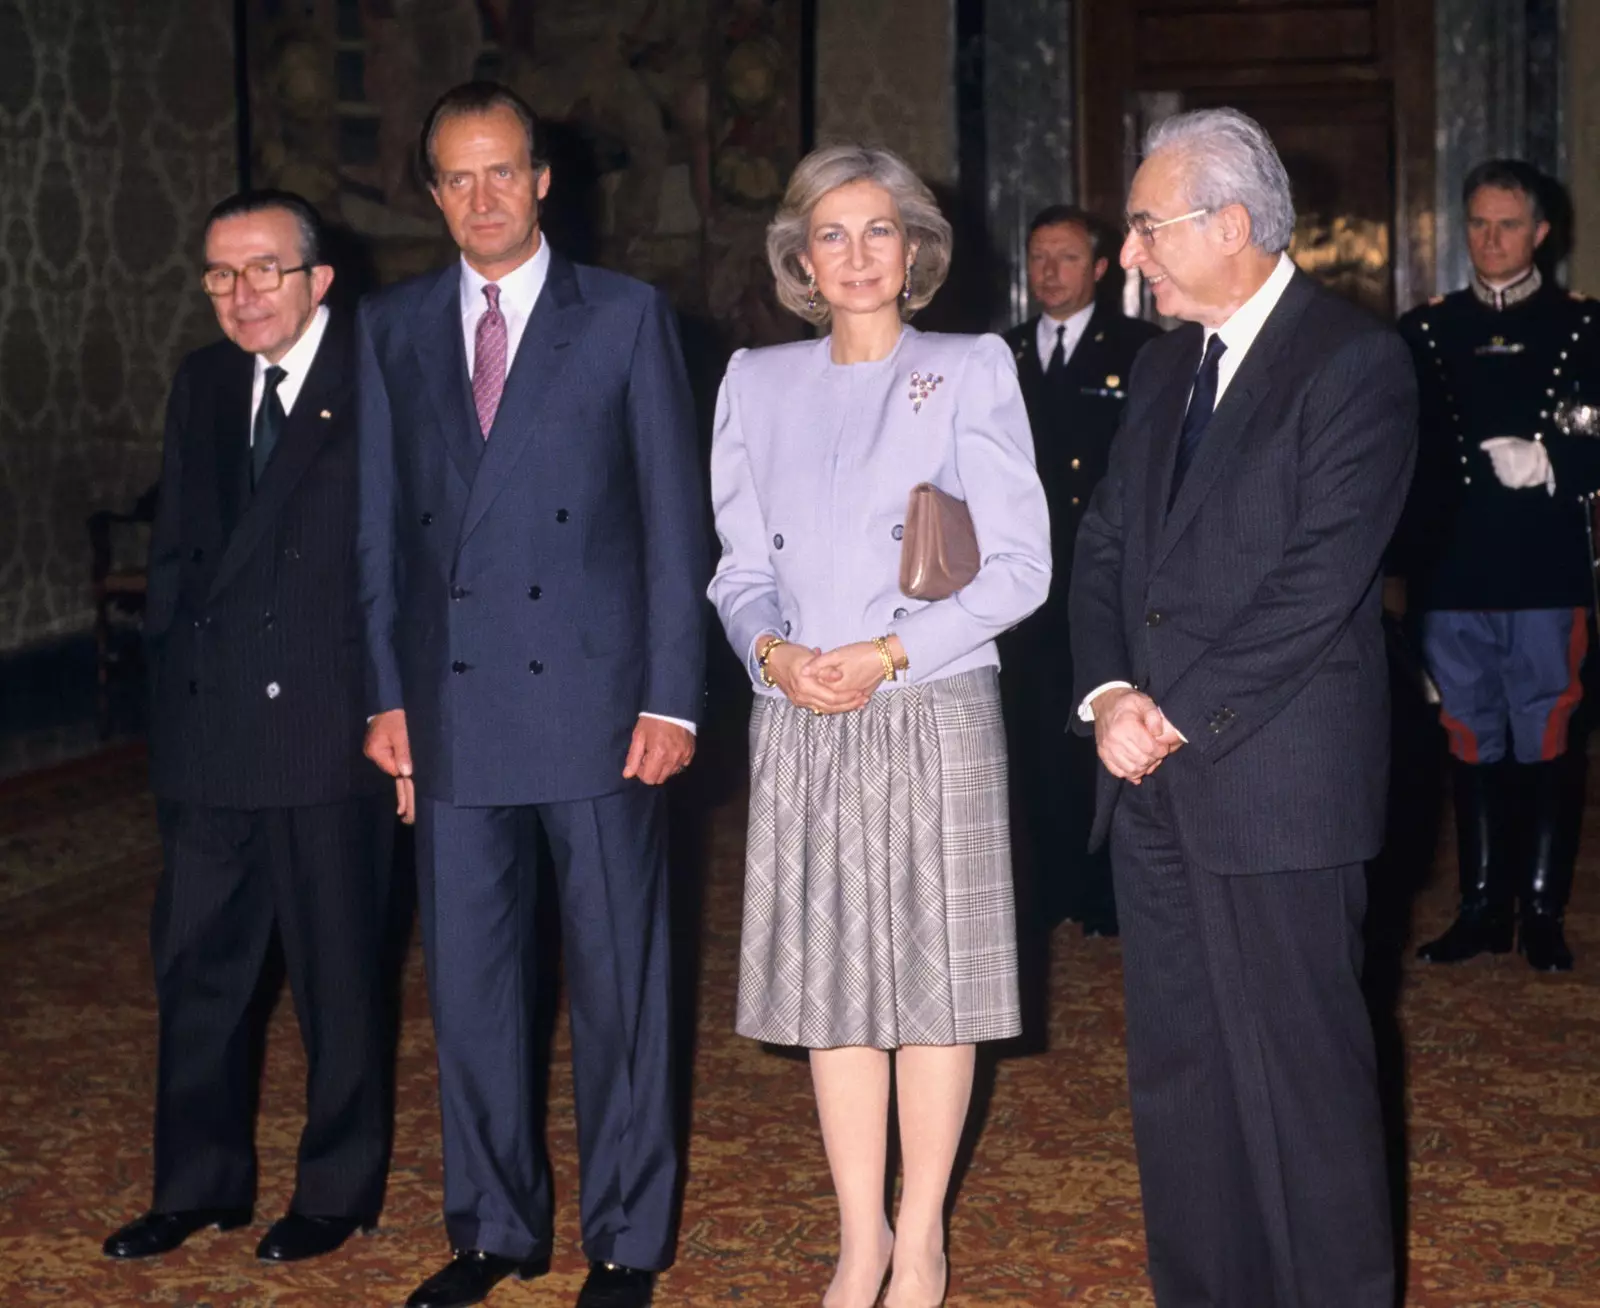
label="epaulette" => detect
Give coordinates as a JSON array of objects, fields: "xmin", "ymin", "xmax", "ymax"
[
  {"xmin": 1428, "ymin": 294, "xmax": 1445, "ymax": 306},
  {"xmin": 1572, "ymin": 290, "xmax": 1590, "ymax": 301}
]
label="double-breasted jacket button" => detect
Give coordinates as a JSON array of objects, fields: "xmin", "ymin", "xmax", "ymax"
[
  {"xmin": 893, "ymin": 607, "xmax": 908, "ymax": 619},
  {"xmin": 283, "ymin": 547, "xmax": 300, "ymax": 561},
  {"xmin": 1145, "ymin": 610, "xmax": 1163, "ymax": 627},
  {"xmin": 528, "ymin": 585, "xmax": 542, "ymax": 600},
  {"xmin": 450, "ymin": 586, "xmax": 470, "ymax": 600},
  {"xmin": 451, "ymin": 660, "xmax": 468, "ymax": 674},
  {"xmin": 266, "ymin": 681, "xmax": 281, "ymax": 699},
  {"xmin": 555, "ymin": 508, "xmax": 570, "ymax": 523},
  {"xmin": 773, "ymin": 533, "xmax": 785, "ymax": 549},
  {"xmin": 891, "ymin": 524, "xmax": 904, "ymax": 541},
  {"xmin": 263, "ymin": 612, "xmax": 275, "ymax": 628},
  {"xmin": 528, "ymin": 659, "xmax": 544, "ymax": 674},
  {"xmin": 420, "ymin": 512, "xmax": 434, "ymax": 526}
]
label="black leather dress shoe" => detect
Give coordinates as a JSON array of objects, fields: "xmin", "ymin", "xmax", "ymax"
[
  {"xmin": 405, "ymin": 1249, "xmax": 549, "ymax": 1308},
  {"xmin": 577, "ymin": 1261, "xmax": 656, "ymax": 1307},
  {"xmin": 102, "ymin": 1207, "xmax": 252, "ymax": 1259},
  {"xmin": 256, "ymin": 1212, "xmax": 373, "ymax": 1262}
]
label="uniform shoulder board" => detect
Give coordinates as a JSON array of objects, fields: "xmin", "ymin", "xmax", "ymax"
[
  {"xmin": 1428, "ymin": 294, "xmax": 1446, "ymax": 306},
  {"xmin": 1571, "ymin": 290, "xmax": 1590, "ymax": 301}
]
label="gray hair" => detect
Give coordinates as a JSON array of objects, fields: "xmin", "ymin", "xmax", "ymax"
[
  {"xmin": 1143, "ymin": 108, "xmax": 1295, "ymax": 253},
  {"xmin": 766, "ymin": 143, "xmax": 953, "ymax": 325}
]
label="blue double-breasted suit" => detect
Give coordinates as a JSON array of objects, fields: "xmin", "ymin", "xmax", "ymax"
[{"xmin": 356, "ymin": 243, "xmax": 707, "ymax": 1269}]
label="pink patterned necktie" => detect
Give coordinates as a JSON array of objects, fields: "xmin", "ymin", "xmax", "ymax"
[{"xmin": 473, "ymin": 283, "xmax": 508, "ymax": 438}]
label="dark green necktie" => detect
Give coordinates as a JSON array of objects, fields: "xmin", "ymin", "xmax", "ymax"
[{"xmin": 252, "ymin": 365, "xmax": 286, "ymax": 489}]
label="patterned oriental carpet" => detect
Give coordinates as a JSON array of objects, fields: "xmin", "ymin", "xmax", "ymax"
[{"xmin": 0, "ymin": 742, "xmax": 1598, "ymax": 1306}]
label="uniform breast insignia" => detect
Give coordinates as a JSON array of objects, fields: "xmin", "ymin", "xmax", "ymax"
[
  {"xmin": 1475, "ymin": 335, "xmax": 1526, "ymax": 356},
  {"xmin": 1106, "ymin": 375, "xmax": 1120, "ymax": 388},
  {"xmin": 319, "ymin": 409, "xmax": 332, "ymax": 419},
  {"xmin": 908, "ymin": 370, "xmax": 944, "ymax": 412},
  {"xmin": 1428, "ymin": 294, "xmax": 1446, "ymax": 306},
  {"xmin": 1094, "ymin": 331, "xmax": 1105, "ymax": 342},
  {"xmin": 1080, "ymin": 373, "xmax": 1126, "ymax": 399}
]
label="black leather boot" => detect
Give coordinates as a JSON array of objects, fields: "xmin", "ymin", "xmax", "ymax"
[
  {"xmin": 1518, "ymin": 755, "xmax": 1581, "ymax": 972},
  {"xmin": 1417, "ymin": 760, "xmax": 1515, "ymax": 962}
]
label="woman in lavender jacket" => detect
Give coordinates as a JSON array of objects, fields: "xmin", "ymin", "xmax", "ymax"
[{"xmin": 707, "ymin": 144, "xmax": 1051, "ymax": 1307}]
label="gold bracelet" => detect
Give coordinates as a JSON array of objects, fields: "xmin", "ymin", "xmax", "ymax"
[
  {"xmin": 757, "ymin": 636, "xmax": 787, "ymax": 687},
  {"xmin": 872, "ymin": 635, "xmax": 896, "ymax": 682}
]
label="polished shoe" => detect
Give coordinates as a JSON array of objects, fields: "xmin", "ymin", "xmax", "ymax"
[
  {"xmin": 256, "ymin": 1212, "xmax": 373, "ymax": 1262},
  {"xmin": 102, "ymin": 1207, "xmax": 252, "ymax": 1259},
  {"xmin": 405, "ymin": 1249, "xmax": 549, "ymax": 1308},
  {"xmin": 577, "ymin": 1260, "xmax": 656, "ymax": 1307},
  {"xmin": 1520, "ymin": 910, "xmax": 1574, "ymax": 972}
]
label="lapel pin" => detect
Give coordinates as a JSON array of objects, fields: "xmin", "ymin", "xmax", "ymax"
[
  {"xmin": 1094, "ymin": 331, "xmax": 1105, "ymax": 342},
  {"xmin": 319, "ymin": 409, "xmax": 332, "ymax": 419},
  {"xmin": 1106, "ymin": 375, "xmax": 1120, "ymax": 388}
]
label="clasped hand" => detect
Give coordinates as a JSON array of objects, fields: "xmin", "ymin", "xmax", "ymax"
[
  {"xmin": 765, "ymin": 640, "xmax": 889, "ymax": 714},
  {"xmin": 1092, "ymin": 687, "xmax": 1184, "ymax": 784}
]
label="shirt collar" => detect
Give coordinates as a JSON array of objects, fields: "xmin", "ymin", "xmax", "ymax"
[
  {"xmin": 1471, "ymin": 264, "xmax": 1541, "ymax": 311},
  {"xmin": 1213, "ymin": 252, "xmax": 1296, "ymax": 356},
  {"xmin": 1037, "ymin": 300, "xmax": 1096, "ymax": 349},
  {"xmin": 254, "ymin": 303, "xmax": 329, "ymax": 384},
  {"xmin": 459, "ymin": 236, "xmax": 551, "ymax": 317}
]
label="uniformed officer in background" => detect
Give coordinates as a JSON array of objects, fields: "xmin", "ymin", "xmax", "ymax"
[
  {"xmin": 1396, "ymin": 159, "xmax": 1600, "ymax": 972},
  {"xmin": 1000, "ymin": 205, "xmax": 1162, "ymax": 936}
]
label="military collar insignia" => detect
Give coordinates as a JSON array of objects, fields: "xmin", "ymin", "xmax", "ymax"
[{"xmin": 1471, "ymin": 266, "xmax": 1542, "ymax": 311}]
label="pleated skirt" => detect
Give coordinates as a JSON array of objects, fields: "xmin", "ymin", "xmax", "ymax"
[{"xmin": 736, "ymin": 666, "xmax": 1021, "ymax": 1050}]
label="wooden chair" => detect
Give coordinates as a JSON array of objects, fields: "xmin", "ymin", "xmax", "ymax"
[{"xmin": 87, "ymin": 485, "xmax": 156, "ymax": 739}]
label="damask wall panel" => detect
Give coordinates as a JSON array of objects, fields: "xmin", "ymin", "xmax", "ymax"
[{"xmin": 0, "ymin": 0, "xmax": 235, "ymax": 653}]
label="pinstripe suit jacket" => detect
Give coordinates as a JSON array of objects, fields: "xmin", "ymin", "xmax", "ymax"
[
  {"xmin": 1069, "ymin": 272, "xmax": 1418, "ymax": 872},
  {"xmin": 145, "ymin": 313, "xmax": 381, "ymax": 808}
]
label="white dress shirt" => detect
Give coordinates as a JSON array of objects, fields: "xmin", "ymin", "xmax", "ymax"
[
  {"xmin": 1078, "ymin": 252, "xmax": 1298, "ymax": 727},
  {"xmin": 454, "ymin": 239, "xmax": 695, "ymax": 736},
  {"xmin": 458, "ymin": 237, "xmax": 551, "ymax": 377},
  {"xmin": 251, "ymin": 304, "xmax": 330, "ymax": 432},
  {"xmin": 1035, "ymin": 300, "xmax": 1096, "ymax": 373}
]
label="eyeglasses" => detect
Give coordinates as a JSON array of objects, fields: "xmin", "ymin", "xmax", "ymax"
[
  {"xmin": 1124, "ymin": 208, "xmax": 1210, "ymax": 244},
  {"xmin": 202, "ymin": 259, "xmax": 311, "ymax": 297}
]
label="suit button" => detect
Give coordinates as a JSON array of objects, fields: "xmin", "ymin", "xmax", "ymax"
[
  {"xmin": 263, "ymin": 613, "xmax": 275, "ymax": 628},
  {"xmin": 1071, "ymin": 496, "xmax": 1081, "ymax": 506},
  {"xmin": 894, "ymin": 607, "xmax": 908, "ymax": 619},
  {"xmin": 892, "ymin": 524, "xmax": 904, "ymax": 541},
  {"xmin": 420, "ymin": 512, "xmax": 434, "ymax": 526},
  {"xmin": 1071, "ymin": 458, "xmax": 1081, "ymax": 470},
  {"xmin": 283, "ymin": 547, "xmax": 300, "ymax": 561},
  {"xmin": 188, "ymin": 679, "xmax": 198, "ymax": 696},
  {"xmin": 451, "ymin": 661, "xmax": 468, "ymax": 674},
  {"xmin": 773, "ymin": 533, "xmax": 784, "ymax": 549},
  {"xmin": 266, "ymin": 681, "xmax": 281, "ymax": 699},
  {"xmin": 528, "ymin": 585, "xmax": 542, "ymax": 600},
  {"xmin": 1145, "ymin": 610, "xmax": 1162, "ymax": 627},
  {"xmin": 528, "ymin": 660, "xmax": 544, "ymax": 674},
  {"xmin": 555, "ymin": 508, "xmax": 570, "ymax": 523},
  {"xmin": 450, "ymin": 586, "xmax": 469, "ymax": 600}
]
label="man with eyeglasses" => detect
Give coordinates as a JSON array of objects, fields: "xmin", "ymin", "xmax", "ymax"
[
  {"xmin": 1069, "ymin": 108, "xmax": 1415, "ymax": 1306},
  {"xmin": 104, "ymin": 191, "xmax": 396, "ymax": 1268},
  {"xmin": 998, "ymin": 206, "xmax": 1161, "ymax": 941}
]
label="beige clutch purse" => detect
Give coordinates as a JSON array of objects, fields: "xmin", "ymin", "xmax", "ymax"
[{"xmin": 899, "ymin": 482, "xmax": 980, "ymax": 600}]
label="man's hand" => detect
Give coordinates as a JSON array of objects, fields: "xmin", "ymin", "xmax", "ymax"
[
  {"xmin": 624, "ymin": 716, "xmax": 696, "ymax": 785},
  {"xmin": 364, "ymin": 708, "xmax": 415, "ymax": 825},
  {"xmin": 1092, "ymin": 687, "xmax": 1180, "ymax": 783}
]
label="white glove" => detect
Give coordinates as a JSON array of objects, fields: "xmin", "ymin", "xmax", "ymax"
[{"xmin": 1480, "ymin": 437, "xmax": 1555, "ymax": 494}]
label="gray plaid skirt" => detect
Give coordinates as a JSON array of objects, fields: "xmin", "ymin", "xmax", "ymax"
[{"xmin": 736, "ymin": 666, "xmax": 1021, "ymax": 1050}]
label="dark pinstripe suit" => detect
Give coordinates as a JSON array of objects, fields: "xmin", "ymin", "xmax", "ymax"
[
  {"xmin": 1069, "ymin": 272, "xmax": 1418, "ymax": 1307},
  {"xmin": 143, "ymin": 313, "xmax": 395, "ymax": 1220}
]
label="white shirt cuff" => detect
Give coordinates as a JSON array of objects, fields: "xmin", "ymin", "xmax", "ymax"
[
  {"xmin": 1077, "ymin": 681, "xmax": 1134, "ymax": 722},
  {"xmin": 641, "ymin": 712, "xmax": 697, "ymax": 736}
]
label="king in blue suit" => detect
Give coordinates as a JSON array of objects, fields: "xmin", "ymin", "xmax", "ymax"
[{"xmin": 356, "ymin": 83, "xmax": 708, "ymax": 1308}]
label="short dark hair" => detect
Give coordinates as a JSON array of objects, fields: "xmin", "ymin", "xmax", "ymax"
[
  {"xmin": 1463, "ymin": 159, "xmax": 1547, "ymax": 225},
  {"xmin": 419, "ymin": 80, "xmax": 545, "ymax": 187},
  {"xmin": 204, "ymin": 189, "xmax": 325, "ymax": 265},
  {"xmin": 1027, "ymin": 204, "xmax": 1108, "ymax": 259}
]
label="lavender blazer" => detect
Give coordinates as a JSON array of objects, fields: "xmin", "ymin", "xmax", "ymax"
[{"xmin": 708, "ymin": 327, "xmax": 1051, "ymax": 692}]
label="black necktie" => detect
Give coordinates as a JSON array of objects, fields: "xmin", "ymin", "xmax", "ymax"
[
  {"xmin": 252, "ymin": 365, "xmax": 286, "ymax": 489},
  {"xmin": 1046, "ymin": 323, "xmax": 1066, "ymax": 376},
  {"xmin": 1169, "ymin": 334, "xmax": 1227, "ymax": 506}
]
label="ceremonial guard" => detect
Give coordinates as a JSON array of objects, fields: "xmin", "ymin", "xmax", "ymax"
[
  {"xmin": 1397, "ymin": 159, "xmax": 1600, "ymax": 972},
  {"xmin": 1000, "ymin": 205, "xmax": 1161, "ymax": 935}
]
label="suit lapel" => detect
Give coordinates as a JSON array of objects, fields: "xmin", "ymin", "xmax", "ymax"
[
  {"xmin": 411, "ymin": 263, "xmax": 484, "ymax": 489},
  {"xmin": 458, "ymin": 252, "xmax": 593, "ymax": 546},
  {"xmin": 209, "ymin": 316, "xmax": 351, "ymax": 599},
  {"xmin": 1013, "ymin": 316, "xmax": 1044, "ymax": 392},
  {"xmin": 1143, "ymin": 323, "xmax": 1203, "ymax": 561},
  {"xmin": 1152, "ymin": 272, "xmax": 1317, "ymax": 573},
  {"xmin": 210, "ymin": 347, "xmax": 254, "ymax": 546}
]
